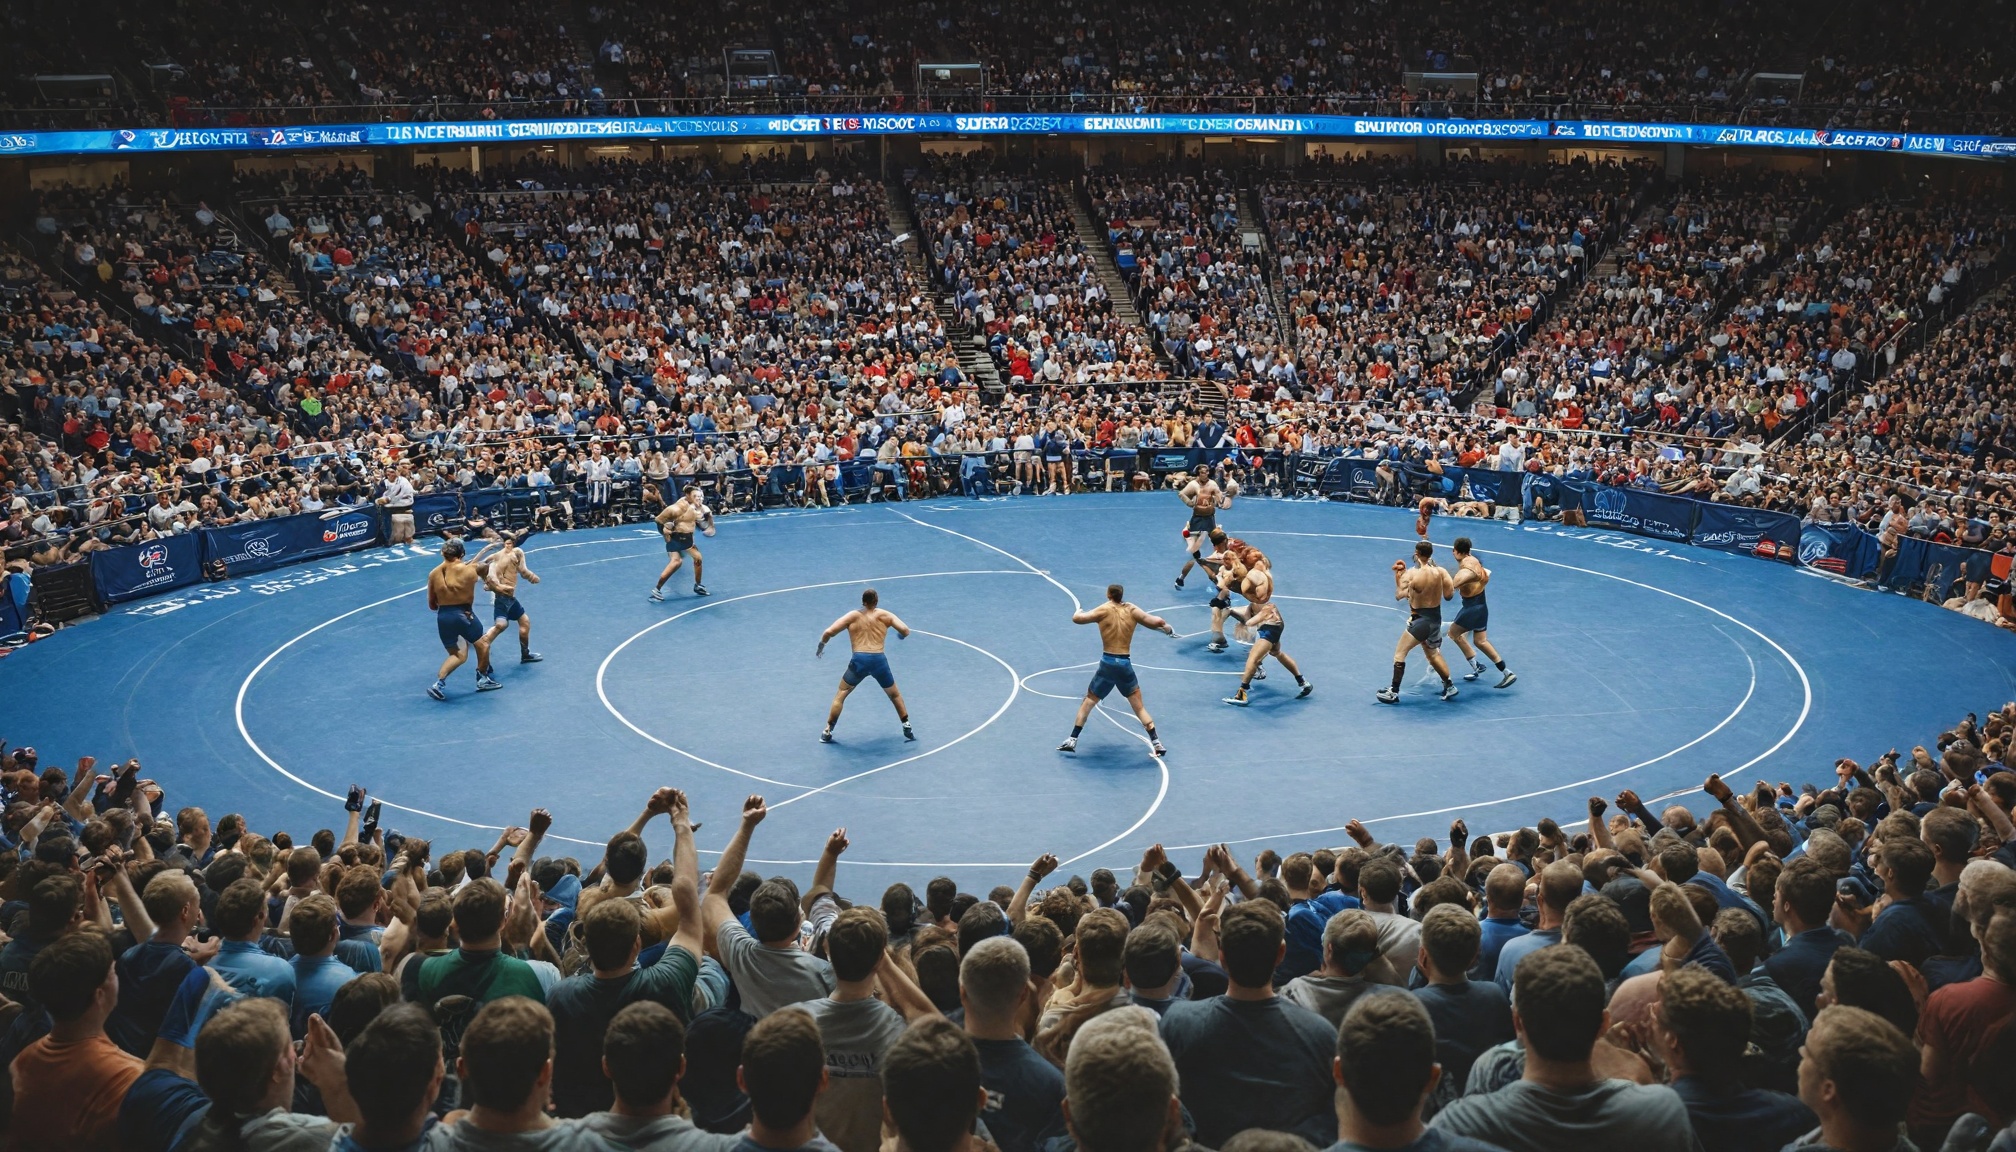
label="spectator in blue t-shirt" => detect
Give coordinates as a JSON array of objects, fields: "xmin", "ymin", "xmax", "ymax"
[
  {"xmin": 285, "ymin": 895, "xmax": 356, "ymax": 1037},
  {"xmin": 1411, "ymin": 905, "xmax": 1516, "ymax": 1120},
  {"xmin": 1494, "ymin": 862, "xmax": 1584, "ymax": 994},
  {"xmin": 109, "ymin": 871, "xmax": 201, "ymax": 1057},
  {"xmin": 1473, "ymin": 864, "xmax": 1531, "ymax": 982},
  {"xmin": 1764, "ymin": 859, "xmax": 1850, "ymax": 1022},
  {"xmin": 1839, "ymin": 834, "xmax": 1946, "ymax": 967},
  {"xmin": 961, "ymin": 936, "xmax": 1066, "ymax": 1152},
  {"xmin": 1654, "ymin": 967, "xmax": 1815, "ymax": 1152},
  {"xmin": 1160, "ymin": 901, "xmax": 1336, "ymax": 1147},
  {"xmin": 206, "ymin": 879, "xmax": 297, "ymax": 1008},
  {"xmin": 1283, "ymin": 851, "xmax": 1358, "ymax": 981},
  {"xmin": 1331, "ymin": 993, "xmax": 1508, "ymax": 1152}
]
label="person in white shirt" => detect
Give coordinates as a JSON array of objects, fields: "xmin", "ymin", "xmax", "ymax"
[{"xmin": 378, "ymin": 465, "xmax": 418, "ymax": 544}]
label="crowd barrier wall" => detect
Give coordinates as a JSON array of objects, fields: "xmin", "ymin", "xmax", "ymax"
[{"xmin": 37, "ymin": 460, "xmax": 2002, "ymax": 621}]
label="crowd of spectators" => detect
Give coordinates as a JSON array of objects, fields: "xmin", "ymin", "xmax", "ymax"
[
  {"xmin": 7, "ymin": 0, "xmax": 2012, "ymax": 130},
  {"xmin": 1258, "ymin": 156, "xmax": 1645, "ymax": 411},
  {"xmin": 3, "ymin": 704, "xmax": 2016, "ymax": 1152},
  {"xmin": 910, "ymin": 158, "xmax": 1161, "ymax": 388},
  {"xmin": 4, "ymin": 157, "xmax": 2015, "ymax": 632},
  {"xmin": 1089, "ymin": 169, "xmax": 1292, "ymax": 386}
]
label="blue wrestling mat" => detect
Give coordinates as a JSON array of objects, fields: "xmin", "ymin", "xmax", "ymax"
[{"xmin": 5, "ymin": 494, "xmax": 2008, "ymax": 876}]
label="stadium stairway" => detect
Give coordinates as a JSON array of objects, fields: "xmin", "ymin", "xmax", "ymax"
[
  {"xmin": 884, "ymin": 175, "xmax": 1004, "ymax": 403},
  {"xmin": 1067, "ymin": 187, "xmax": 1144, "ymax": 332},
  {"xmin": 1238, "ymin": 185, "xmax": 1295, "ymax": 351},
  {"xmin": 1070, "ymin": 177, "xmax": 1190, "ymax": 385}
]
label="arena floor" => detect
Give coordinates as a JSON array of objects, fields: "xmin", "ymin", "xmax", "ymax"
[{"xmin": 7, "ymin": 494, "xmax": 2011, "ymax": 878}]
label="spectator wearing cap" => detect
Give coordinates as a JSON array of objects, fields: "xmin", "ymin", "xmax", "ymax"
[
  {"xmin": 1160, "ymin": 901, "xmax": 1335, "ymax": 1147},
  {"xmin": 1282, "ymin": 909, "xmax": 1403, "ymax": 1030},
  {"xmin": 1431, "ymin": 946, "xmax": 1698, "ymax": 1152}
]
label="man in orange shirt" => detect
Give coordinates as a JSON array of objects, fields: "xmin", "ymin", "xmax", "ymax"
[{"xmin": 11, "ymin": 928, "xmax": 144, "ymax": 1149}]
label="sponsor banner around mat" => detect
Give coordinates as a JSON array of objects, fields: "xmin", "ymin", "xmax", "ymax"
[
  {"xmin": 1569, "ymin": 483, "xmax": 1699, "ymax": 543},
  {"xmin": 90, "ymin": 533, "xmax": 204, "ymax": 604},
  {"xmin": 1690, "ymin": 503, "xmax": 1802, "ymax": 562},
  {"xmin": 1800, "ymin": 522, "xmax": 1882, "ymax": 577},
  {"xmin": 3, "ymin": 116, "xmax": 2009, "ymax": 158},
  {"xmin": 200, "ymin": 508, "xmax": 384, "ymax": 577},
  {"xmin": 413, "ymin": 492, "xmax": 466, "ymax": 536}
]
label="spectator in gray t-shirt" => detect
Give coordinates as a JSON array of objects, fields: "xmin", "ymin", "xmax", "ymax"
[
  {"xmin": 1282, "ymin": 909, "xmax": 1406, "ymax": 1031},
  {"xmin": 578, "ymin": 1001, "xmax": 738, "ymax": 1152},
  {"xmin": 1431, "ymin": 946, "xmax": 1700, "ymax": 1152},
  {"xmin": 785, "ymin": 906, "xmax": 941, "ymax": 1152},
  {"xmin": 702, "ymin": 800, "xmax": 836, "ymax": 1019}
]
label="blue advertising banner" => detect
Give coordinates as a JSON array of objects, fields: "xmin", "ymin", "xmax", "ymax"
[
  {"xmin": 90, "ymin": 534, "xmax": 204, "ymax": 604},
  {"xmin": 463, "ymin": 489, "xmax": 509, "ymax": 525},
  {"xmin": 1689, "ymin": 503, "xmax": 1802, "ymax": 562},
  {"xmin": 1575, "ymin": 484, "xmax": 1698, "ymax": 542},
  {"xmin": 1798, "ymin": 522, "xmax": 1882, "ymax": 577},
  {"xmin": 0, "ymin": 572, "xmax": 26, "ymax": 637},
  {"xmin": 199, "ymin": 508, "xmax": 383, "ymax": 577},
  {"xmin": 1, "ymin": 114, "xmax": 2008, "ymax": 159},
  {"xmin": 412, "ymin": 492, "xmax": 465, "ymax": 536},
  {"xmin": 1329, "ymin": 460, "xmax": 1384, "ymax": 499}
]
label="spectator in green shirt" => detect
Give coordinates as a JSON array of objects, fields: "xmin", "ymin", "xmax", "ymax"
[{"xmin": 417, "ymin": 879, "xmax": 546, "ymax": 1007}]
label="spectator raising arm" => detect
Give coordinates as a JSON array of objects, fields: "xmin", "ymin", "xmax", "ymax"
[
  {"xmin": 702, "ymin": 794, "xmax": 768, "ymax": 945},
  {"xmin": 1009, "ymin": 852, "xmax": 1061, "ymax": 924},
  {"xmin": 666, "ymin": 789, "xmax": 704, "ymax": 959},
  {"xmin": 804, "ymin": 826, "xmax": 850, "ymax": 913},
  {"xmin": 1704, "ymin": 774, "xmax": 1768, "ymax": 854}
]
